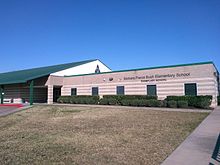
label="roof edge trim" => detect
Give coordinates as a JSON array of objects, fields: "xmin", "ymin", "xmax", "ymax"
[{"xmin": 65, "ymin": 61, "xmax": 215, "ymax": 78}]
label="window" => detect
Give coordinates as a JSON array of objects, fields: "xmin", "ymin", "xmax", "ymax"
[
  {"xmin": 117, "ymin": 86, "xmax": 124, "ymax": 95},
  {"xmin": 147, "ymin": 85, "xmax": 157, "ymax": 96},
  {"xmin": 185, "ymin": 83, "xmax": 197, "ymax": 96},
  {"xmin": 92, "ymin": 87, "xmax": 99, "ymax": 96},
  {"xmin": 71, "ymin": 88, "xmax": 77, "ymax": 96}
]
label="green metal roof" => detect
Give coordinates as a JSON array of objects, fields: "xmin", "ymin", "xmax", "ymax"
[
  {"xmin": 0, "ymin": 59, "xmax": 96, "ymax": 85},
  {"xmin": 65, "ymin": 61, "xmax": 217, "ymax": 77}
]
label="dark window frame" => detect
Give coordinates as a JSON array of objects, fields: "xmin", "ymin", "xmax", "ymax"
[
  {"xmin": 116, "ymin": 86, "xmax": 125, "ymax": 95},
  {"xmin": 71, "ymin": 88, "xmax": 77, "ymax": 96},
  {"xmin": 184, "ymin": 83, "xmax": 197, "ymax": 96},
  {"xmin": 92, "ymin": 87, "xmax": 99, "ymax": 96},
  {"xmin": 147, "ymin": 85, "xmax": 157, "ymax": 96}
]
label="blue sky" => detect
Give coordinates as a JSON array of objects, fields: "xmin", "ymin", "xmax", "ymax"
[{"xmin": 0, "ymin": 0, "xmax": 219, "ymax": 72}]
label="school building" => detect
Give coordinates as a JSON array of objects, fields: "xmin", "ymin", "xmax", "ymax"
[{"xmin": 0, "ymin": 59, "xmax": 219, "ymax": 107}]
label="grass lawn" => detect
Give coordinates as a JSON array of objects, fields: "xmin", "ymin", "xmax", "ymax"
[{"xmin": 0, "ymin": 105, "xmax": 209, "ymax": 165}]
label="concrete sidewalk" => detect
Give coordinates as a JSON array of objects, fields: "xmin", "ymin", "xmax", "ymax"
[
  {"xmin": 162, "ymin": 106, "xmax": 220, "ymax": 165},
  {"xmin": 0, "ymin": 106, "xmax": 31, "ymax": 117}
]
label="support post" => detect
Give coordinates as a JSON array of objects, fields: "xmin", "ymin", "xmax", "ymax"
[
  {"xmin": 29, "ymin": 80, "xmax": 34, "ymax": 105},
  {"xmin": 0, "ymin": 85, "xmax": 4, "ymax": 104},
  {"xmin": 47, "ymin": 85, "xmax": 53, "ymax": 104}
]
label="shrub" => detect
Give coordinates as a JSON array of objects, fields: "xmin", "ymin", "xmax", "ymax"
[
  {"xmin": 138, "ymin": 99, "xmax": 148, "ymax": 107},
  {"xmin": 86, "ymin": 98, "xmax": 97, "ymax": 104},
  {"xmin": 107, "ymin": 98, "xmax": 117, "ymax": 105},
  {"xmin": 103, "ymin": 95, "xmax": 157, "ymax": 100},
  {"xmin": 147, "ymin": 99, "xmax": 161, "ymax": 107},
  {"xmin": 120, "ymin": 99, "xmax": 164, "ymax": 107},
  {"xmin": 193, "ymin": 96, "xmax": 212, "ymax": 109},
  {"xmin": 99, "ymin": 98, "xmax": 121, "ymax": 105},
  {"xmin": 121, "ymin": 99, "xmax": 131, "ymax": 106},
  {"xmin": 69, "ymin": 98, "xmax": 75, "ymax": 104},
  {"xmin": 160, "ymin": 100, "xmax": 167, "ymax": 107},
  {"xmin": 167, "ymin": 100, "xmax": 177, "ymax": 108},
  {"xmin": 99, "ymin": 98, "xmax": 108, "ymax": 105},
  {"xmin": 57, "ymin": 96, "xmax": 99, "ymax": 105},
  {"xmin": 57, "ymin": 96, "xmax": 71, "ymax": 103},
  {"xmin": 157, "ymin": 100, "xmax": 164, "ymax": 107},
  {"xmin": 177, "ymin": 101, "xmax": 188, "ymax": 108},
  {"xmin": 58, "ymin": 95, "xmax": 213, "ymax": 109},
  {"xmin": 198, "ymin": 100, "xmax": 210, "ymax": 109},
  {"xmin": 103, "ymin": 95, "xmax": 157, "ymax": 105},
  {"xmin": 195, "ymin": 97, "xmax": 212, "ymax": 109},
  {"xmin": 130, "ymin": 99, "xmax": 140, "ymax": 106},
  {"xmin": 166, "ymin": 95, "xmax": 212, "ymax": 109}
]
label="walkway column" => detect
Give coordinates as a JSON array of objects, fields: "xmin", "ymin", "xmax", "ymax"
[
  {"xmin": 47, "ymin": 85, "xmax": 53, "ymax": 104},
  {"xmin": 29, "ymin": 80, "xmax": 34, "ymax": 105},
  {"xmin": 0, "ymin": 85, "xmax": 4, "ymax": 104}
]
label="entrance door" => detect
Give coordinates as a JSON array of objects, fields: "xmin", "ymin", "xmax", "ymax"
[{"xmin": 53, "ymin": 87, "xmax": 61, "ymax": 102}]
